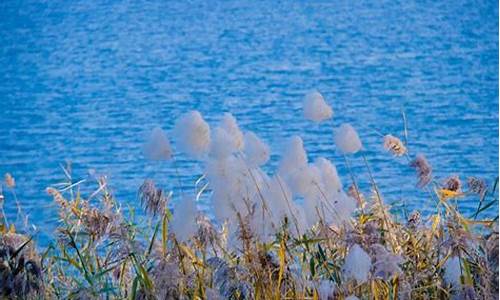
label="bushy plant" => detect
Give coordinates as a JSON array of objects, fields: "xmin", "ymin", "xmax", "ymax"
[{"xmin": 0, "ymin": 91, "xmax": 497, "ymax": 299}]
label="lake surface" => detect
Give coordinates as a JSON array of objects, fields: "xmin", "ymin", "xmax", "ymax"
[{"xmin": 0, "ymin": 0, "xmax": 498, "ymax": 244}]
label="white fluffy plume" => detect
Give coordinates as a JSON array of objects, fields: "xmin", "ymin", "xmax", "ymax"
[
  {"xmin": 207, "ymin": 155, "xmax": 268, "ymax": 227},
  {"xmin": 277, "ymin": 136, "xmax": 325, "ymax": 205},
  {"xmin": 303, "ymin": 190, "xmax": 356, "ymax": 228},
  {"xmin": 312, "ymin": 158, "xmax": 356, "ymax": 225},
  {"xmin": 143, "ymin": 126, "xmax": 172, "ymax": 160},
  {"xmin": 443, "ymin": 256, "xmax": 462, "ymax": 288},
  {"xmin": 243, "ymin": 131, "xmax": 270, "ymax": 167},
  {"xmin": 209, "ymin": 127, "xmax": 237, "ymax": 159},
  {"xmin": 287, "ymin": 163, "xmax": 322, "ymax": 199},
  {"xmin": 220, "ymin": 113, "xmax": 244, "ymax": 150},
  {"xmin": 317, "ymin": 280, "xmax": 335, "ymax": 300},
  {"xmin": 170, "ymin": 196, "xmax": 198, "ymax": 242},
  {"xmin": 287, "ymin": 157, "xmax": 354, "ymax": 227},
  {"xmin": 303, "ymin": 91, "xmax": 333, "ymax": 122},
  {"xmin": 207, "ymin": 156, "xmax": 247, "ymax": 223},
  {"xmin": 209, "ymin": 113, "xmax": 245, "ymax": 159},
  {"xmin": 173, "ymin": 111, "xmax": 211, "ymax": 158},
  {"xmin": 275, "ymin": 138, "xmax": 355, "ymax": 227},
  {"xmin": 314, "ymin": 157, "xmax": 342, "ymax": 197},
  {"xmin": 185, "ymin": 113, "xmax": 355, "ymax": 241},
  {"xmin": 334, "ymin": 123, "xmax": 362, "ymax": 154},
  {"xmin": 261, "ymin": 176, "xmax": 292, "ymax": 222},
  {"xmin": 277, "ymin": 136, "xmax": 308, "ymax": 178},
  {"xmin": 329, "ymin": 192, "xmax": 356, "ymax": 225},
  {"xmin": 253, "ymin": 175, "xmax": 309, "ymax": 240},
  {"xmin": 343, "ymin": 244, "xmax": 372, "ymax": 283}
]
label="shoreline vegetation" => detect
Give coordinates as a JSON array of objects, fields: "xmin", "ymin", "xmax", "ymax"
[{"xmin": 0, "ymin": 91, "xmax": 498, "ymax": 299}]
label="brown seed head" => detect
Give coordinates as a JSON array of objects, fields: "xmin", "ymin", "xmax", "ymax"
[
  {"xmin": 138, "ymin": 179, "xmax": 168, "ymax": 216},
  {"xmin": 4, "ymin": 173, "xmax": 15, "ymax": 188},
  {"xmin": 409, "ymin": 154, "xmax": 432, "ymax": 188},
  {"xmin": 407, "ymin": 210, "xmax": 421, "ymax": 228},
  {"xmin": 443, "ymin": 175, "xmax": 462, "ymax": 192},
  {"xmin": 467, "ymin": 177, "xmax": 487, "ymax": 197},
  {"xmin": 81, "ymin": 208, "xmax": 111, "ymax": 239},
  {"xmin": 383, "ymin": 134, "xmax": 407, "ymax": 157}
]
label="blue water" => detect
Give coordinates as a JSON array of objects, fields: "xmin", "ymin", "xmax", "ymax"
[{"xmin": 0, "ymin": 0, "xmax": 498, "ymax": 244}]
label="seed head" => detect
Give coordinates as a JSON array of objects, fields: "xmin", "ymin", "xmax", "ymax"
[
  {"xmin": 143, "ymin": 126, "xmax": 172, "ymax": 161},
  {"xmin": 196, "ymin": 215, "xmax": 218, "ymax": 248},
  {"xmin": 173, "ymin": 110, "xmax": 211, "ymax": 158},
  {"xmin": 303, "ymin": 90, "xmax": 333, "ymax": 123},
  {"xmin": 342, "ymin": 244, "xmax": 372, "ymax": 283},
  {"xmin": 407, "ymin": 210, "xmax": 421, "ymax": 228},
  {"xmin": 371, "ymin": 244, "xmax": 403, "ymax": 280},
  {"xmin": 409, "ymin": 154, "xmax": 432, "ymax": 188},
  {"xmin": 443, "ymin": 175, "xmax": 462, "ymax": 192},
  {"xmin": 334, "ymin": 123, "xmax": 362, "ymax": 154},
  {"xmin": 4, "ymin": 173, "xmax": 15, "ymax": 188},
  {"xmin": 467, "ymin": 177, "xmax": 487, "ymax": 197},
  {"xmin": 383, "ymin": 134, "xmax": 407, "ymax": 156},
  {"xmin": 81, "ymin": 207, "xmax": 111, "ymax": 239},
  {"xmin": 138, "ymin": 179, "xmax": 168, "ymax": 216}
]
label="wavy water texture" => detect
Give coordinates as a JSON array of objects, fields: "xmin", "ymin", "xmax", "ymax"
[{"xmin": 0, "ymin": 0, "xmax": 498, "ymax": 243}]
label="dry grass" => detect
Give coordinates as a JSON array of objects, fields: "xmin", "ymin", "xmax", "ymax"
[
  {"xmin": 0, "ymin": 167, "xmax": 497, "ymax": 299},
  {"xmin": 0, "ymin": 135, "xmax": 498, "ymax": 299}
]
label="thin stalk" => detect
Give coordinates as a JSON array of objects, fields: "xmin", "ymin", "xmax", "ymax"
[
  {"xmin": 0, "ymin": 188, "xmax": 8, "ymax": 228},
  {"xmin": 361, "ymin": 152, "xmax": 398, "ymax": 249},
  {"xmin": 473, "ymin": 177, "xmax": 497, "ymax": 220},
  {"xmin": 276, "ymin": 175, "xmax": 302, "ymax": 237},
  {"xmin": 403, "ymin": 153, "xmax": 440, "ymax": 206},
  {"xmin": 361, "ymin": 153, "xmax": 383, "ymax": 206},
  {"xmin": 401, "ymin": 108, "xmax": 410, "ymax": 150},
  {"xmin": 171, "ymin": 155, "xmax": 185, "ymax": 198},
  {"xmin": 312, "ymin": 182, "xmax": 353, "ymax": 229},
  {"xmin": 342, "ymin": 154, "xmax": 364, "ymax": 211}
]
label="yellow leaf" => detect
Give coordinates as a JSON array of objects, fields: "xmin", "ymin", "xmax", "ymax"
[
  {"xmin": 358, "ymin": 213, "xmax": 370, "ymax": 225},
  {"xmin": 437, "ymin": 189, "xmax": 463, "ymax": 201},
  {"xmin": 71, "ymin": 206, "xmax": 80, "ymax": 216},
  {"xmin": 462, "ymin": 259, "xmax": 474, "ymax": 286},
  {"xmin": 70, "ymin": 197, "xmax": 81, "ymax": 216},
  {"xmin": 276, "ymin": 239, "xmax": 286, "ymax": 300},
  {"xmin": 180, "ymin": 244, "xmax": 204, "ymax": 267},
  {"xmin": 162, "ymin": 212, "xmax": 168, "ymax": 257},
  {"xmin": 461, "ymin": 218, "xmax": 494, "ymax": 227},
  {"xmin": 8, "ymin": 224, "xmax": 15, "ymax": 234},
  {"xmin": 431, "ymin": 214, "xmax": 440, "ymax": 233}
]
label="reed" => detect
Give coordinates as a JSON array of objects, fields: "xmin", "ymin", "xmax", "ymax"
[{"xmin": 0, "ymin": 91, "xmax": 497, "ymax": 299}]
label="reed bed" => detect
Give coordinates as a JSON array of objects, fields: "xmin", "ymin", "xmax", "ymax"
[{"xmin": 0, "ymin": 91, "xmax": 498, "ymax": 299}]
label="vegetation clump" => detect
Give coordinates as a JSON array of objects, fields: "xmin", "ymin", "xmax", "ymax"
[{"xmin": 0, "ymin": 91, "xmax": 497, "ymax": 299}]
